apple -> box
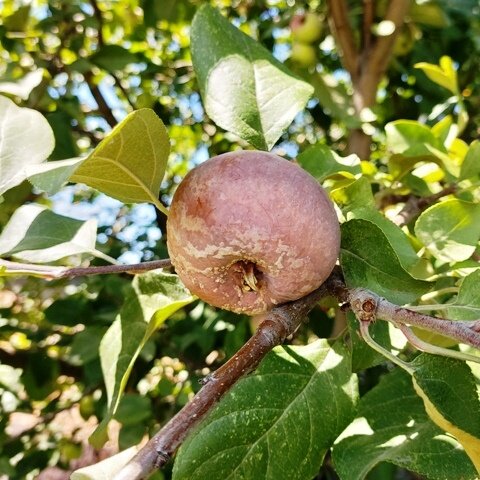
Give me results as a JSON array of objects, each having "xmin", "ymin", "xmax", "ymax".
[
  {"xmin": 167, "ymin": 151, "xmax": 340, "ymax": 315},
  {"xmin": 290, "ymin": 42, "xmax": 317, "ymax": 67},
  {"xmin": 290, "ymin": 12, "xmax": 323, "ymax": 44}
]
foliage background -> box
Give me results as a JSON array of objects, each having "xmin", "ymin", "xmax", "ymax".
[{"xmin": 1, "ymin": 0, "xmax": 480, "ymax": 479}]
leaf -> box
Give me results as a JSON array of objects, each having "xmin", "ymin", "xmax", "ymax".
[
  {"xmin": 415, "ymin": 56, "xmax": 459, "ymax": 95},
  {"xmin": 297, "ymin": 144, "xmax": 361, "ymax": 182},
  {"xmin": 385, "ymin": 120, "xmax": 444, "ymax": 158},
  {"xmin": 0, "ymin": 204, "xmax": 98, "ymax": 263},
  {"xmin": 90, "ymin": 271, "xmax": 195, "ymax": 447},
  {"xmin": 191, "ymin": 5, "xmax": 313, "ymax": 151},
  {"xmin": 70, "ymin": 109, "xmax": 169, "ymax": 214},
  {"xmin": 0, "ymin": 95, "xmax": 54, "ymax": 195},
  {"xmin": 333, "ymin": 367, "xmax": 477, "ymax": 480},
  {"xmin": 446, "ymin": 270, "xmax": 480, "ymax": 320},
  {"xmin": 26, "ymin": 157, "xmax": 84, "ymax": 194},
  {"xmin": 89, "ymin": 45, "xmax": 139, "ymax": 72},
  {"xmin": 340, "ymin": 219, "xmax": 430, "ymax": 304},
  {"xmin": 412, "ymin": 354, "xmax": 480, "ymax": 474},
  {"xmin": 71, "ymin": 446, "xmax": 139, "ymax": 480},
  {"xmin": 460, "ymin": 140, "xmax": 480, "ymax": 180},
  {"xmin": 173, "ymin": 340, "xmax": 357, "ymax": 480},
  {"xmin": 415, "ymin": 199, "xmax": 480, "ymax": 262},
  {"xmin": 0, "ymin": 69, "xmax": 44, "ymax": 100},
  {"xmin": 332, "ymin": 177, "xmax": 420, "ymax": 272}
]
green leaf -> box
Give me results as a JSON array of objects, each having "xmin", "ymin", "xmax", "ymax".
[
  {"xmin": 71, "ymin": 447, "xmax": 139, "ymax": 480},
  {"xmin": 173, "ymin": 340, "xmax": 357, "ymax": 480},
  {"xmin": 0, "ymin": 95, "xmax": 54, "ymax": 195},
  {"xmin": 332, "ymin": 177, "xmax": 420, "ymax": 272},
  {"xmin": 415, "ymin": 56, "xmax": 459, "ymax": 95},
  {"xmin": 90, "ymin": 271, "xmax": 194, "ymax": 447},
  {"xmin": 412, "ymin": 355, "xmax": 480, "ymax": 473},
  {"xmin": 26, "ymin": 157, "xmax": 84, "ymax": 194},
  {"xmin": 46, "ymin": 111, "xmax": 79, "ymax": 160},
  {"xmin": 460, "ymin": 140, "xmax": 480, "ymax": 180},
  {"xmin": 298, "ymin": 144, "xmax": 361, "ymax": 182},
  {"xmin": 341, "ymin": 219, "xmax": 430, "ymax": 304},
  {"xmin": 385, "ymin": 120, "xmax": 444, "ymax": 158},
  {"xmin": 191, "ymin": 5, "xmax": 313, "ymax": 151},
  {"xmin": 415, "ymin": 199, "xmax": 480, "ymax": 262},
  {"xmin": 89, "ymin": 45, "xmax": 139, "ymax": 72},
  {"xmin": 333, "ymin": 368, "xmax": 477, "ymax": 480},
  {"xmin": 114, "ymin": 394, "xmax": 152, "ymax": 426},
  {"xmin": 446, "ymin": 270, "xmax": 480, "ymax": 320},
  {"xmin": 0, "ymin": 204, "xmax": 99, "ymax": 263},
  {"xmin": 0, "ymin": 69, "xmax": 44, "ymax": 100},
  {"xmin": 70, "ymin": 109, "xmax": 169, "ymax": 214}
]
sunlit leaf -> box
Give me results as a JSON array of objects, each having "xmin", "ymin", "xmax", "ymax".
[
  {"xmin": 0, "ymin": 95, "xmax": 54, "ymax": 195},
  {"xmin": 191, "ymin": 5, "xmax": 313, "ymax": 151},
  {"xmin": 415, "ymin": 56, "xmax": 458, "ymax": 95},
  {"xmin": 70, "ymin": 109, "xmax": 169, "ymax": 215},
  {"xmin": 333, "ymin": 367, "xmax": 477, "ymax": 480},
  {"xmin": 71, "ymin": 446, "xmax": 139, "ymax": 480},
  {"xmin": 90, "ymin": 271, "xmax": 195, "ymax": 447},
  {"xmin": 446, "ymin": 270, "xmax": 480, "ymax": 320},
  {"xmin": 460, "ymin": 140, "xmax": 480, "ymax": 180},
  {"xmin": 415, "ymin": 199, "xmax": 480, "ymax": 262},
  {"xmin": 0, "ymin": 69, "xmax": 44, "ymax": 100},
  {"xmin": 412, "ymin": 354, "xmax": 480, "ymax": 474},
  {"xmin": 174, "ymin": 340, "xmax": 357, "ymax": 480},
  {"xmin": 0, "ymin": 204, "xmax": 99, "ymax": 263}
]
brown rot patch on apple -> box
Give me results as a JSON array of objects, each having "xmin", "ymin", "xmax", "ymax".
[{"xmin": 167, "ymin": 150, "xmax": 340, "ymax": 315}]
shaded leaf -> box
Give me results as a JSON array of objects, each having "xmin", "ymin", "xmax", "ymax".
[
  {"xmin": 415, "ymin": 199, "xmax": 480, "ymax": 262},
  {"xmin": 70, "ymin": 109, "xmax": 169, "ymax": 214},
  {"xmin": 446, "ymin": 270, "xmax": 480, "ymax": 320},
  {"xmin": 340, "ymin": 219, "xmax": 430, "ymax": 304},
  {"xmin": 173, "ymin": 340, "xmax": 357, "ymax": 480},
  {"xmin": 333, "ymin": 367, "xmax": 476, "ymax": 480},
  {"xmin": 90, "ymin": 45, "xmax": 139, "ymax": 72},
  {"xmin": 191, "ymin": 5, "xmax": 313, "ymax": 151},
  {"xmin": 460, "ymin": 140, "xmax": 480, "ymax": 180},
  {"xmin": 90, "ymin": 271, "xmax": 195, "ymax": 447},
  {"xmin": 0, "ymin": 204, "xmax": 98, "ymax": 263},
  {"xmin": 26, "ymin": 157, "xmax": 84, "ymax": 194},
  {"xmin": 0, "ymin": 95, "xmax": 54, "ymax": 195}
]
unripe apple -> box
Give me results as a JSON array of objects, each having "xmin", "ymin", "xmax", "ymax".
[
  {"xmin": 290, "ymin": 12, "xmax": 323, "ymax": 44},
  {"xmin": 290, "ymin": 42, "xmax": 317, "ymax": 67},
  {"xmin": 167, "ymin": 151, "xmax": 340, "ymax": 315}
]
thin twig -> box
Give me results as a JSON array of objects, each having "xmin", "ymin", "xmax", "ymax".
[
  {"xmin": 84, "ymin": 71, "xmax": 118, "ymax": 128},
  {"xmin": 112, "ymin": 273, "xmax": 339, "ymax": 480},
  {"xmin": 0, "ymin": 258, "xmax": 172, "ymax": 279},
  {"xmin": 392, "ymin": 185, "xmax": 458, "ymax": 226},
  {"xmin": 90, "ymin": 0, "xmax": 105, "ymax": 47}
]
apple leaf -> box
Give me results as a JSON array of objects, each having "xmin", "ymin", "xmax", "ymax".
[
  {"xmin": 415, "ymin": 56, "xmax": 459, "ymax": 95},
  {"xmin": 415, "ymin": 199, "xmax": 480, "ymax": 262},
  {"xmin": 333, "ymin": 367, "xmax": 477, "ymax": 480},
  {"xmin": 90, "ymin": 271, "xmax": 195, "ymax": 447},
  {"xmin": 26, "ymin": 157, "xmax": 84, "ymax": 194},
  {"xmin": 70, "ymin": 109, "xmax": 169, "ymax": 215},
  {"xmin": 460, "ymin": 140, "xmax": 480, "ymax": 180},
  {"xmin": 0, "ymin": 204, "xmax": 100, "ymax": 263},
  {"xmin": 412, "ymin": 354, "xmax": 480, "ymax": 474},
  {"xmin": 71, "ymin": 446, "xmax": 139, "ymax": 480},
  {"xmin": 340, "ymin": 219, "xmax": 431, "ymax": 304},
  {"xmin": 298, "ymin": 144, "xmax": 361, "ymax": 182},
  {"xmin": 191, "ymin": 5, "xmax": 313, "ymax": 151},
  {"xmin": 446, "ymin": 270, "xmax": 480, "ymax": 320},
  {"xmin": 0, "ymin": 95, "xmax": 54, "ymax": 195},
  {"xmin": 173, "ymin": 340, "xmax": 357, "ymax": 480}
]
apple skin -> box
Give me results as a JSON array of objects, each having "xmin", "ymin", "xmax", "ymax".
[
  {"xmin": 290, "ymin": 12, "xmax": 323, "ymax": 44},
  {"xmin": 290, "ymin": 42, "xmax": 317, "ymax": 67},
  {"xmin": 167, "ymin": 151, "xmax": 340, "ymax": 315}
]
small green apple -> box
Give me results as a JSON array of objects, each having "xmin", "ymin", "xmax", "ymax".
[
  {"xmin": 290, "ymin": 42, "xmax": 317, "ymax": 67},
  {"xmin": 290, "ymin": 12, "xmax": 323, "ymax": 44}
]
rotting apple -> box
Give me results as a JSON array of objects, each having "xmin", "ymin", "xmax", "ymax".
[{"xmin": 167, "ymin": 151, "xmax": 340, "ymax": 315}]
